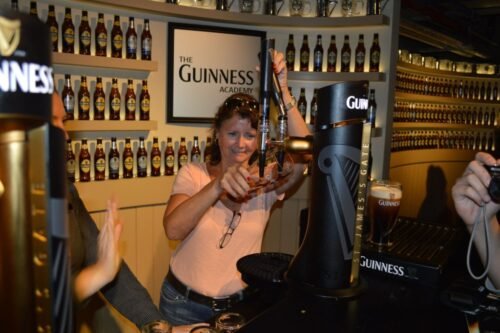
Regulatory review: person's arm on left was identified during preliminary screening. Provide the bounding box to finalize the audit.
[74,198,122,301]
[71,185,169,329]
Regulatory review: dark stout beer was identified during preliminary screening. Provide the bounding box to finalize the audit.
[367,180,402,247]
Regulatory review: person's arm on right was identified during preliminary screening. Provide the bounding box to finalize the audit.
[452,152,500,289]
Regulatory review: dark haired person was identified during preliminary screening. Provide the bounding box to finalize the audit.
[452,152,500,292]
[160,51,311,325]
[52,93,171,332]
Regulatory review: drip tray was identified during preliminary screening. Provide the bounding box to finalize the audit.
[361,217,463,287]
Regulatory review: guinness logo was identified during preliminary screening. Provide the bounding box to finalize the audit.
[0,16,21,57]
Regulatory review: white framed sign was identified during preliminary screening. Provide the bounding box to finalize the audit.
[167,23,265,123]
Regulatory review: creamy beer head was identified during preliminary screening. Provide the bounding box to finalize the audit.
[367,180,402,248]
[369,183,403,201]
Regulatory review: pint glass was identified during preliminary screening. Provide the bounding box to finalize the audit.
[367,180,402,248]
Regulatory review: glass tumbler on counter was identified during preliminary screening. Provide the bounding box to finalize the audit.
[215,312,246,332]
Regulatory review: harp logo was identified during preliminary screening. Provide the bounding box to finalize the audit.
[0,16,20,57]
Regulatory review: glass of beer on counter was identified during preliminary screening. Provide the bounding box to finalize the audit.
[367,179,402,249]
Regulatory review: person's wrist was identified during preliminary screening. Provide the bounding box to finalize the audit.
[285,96,296,112]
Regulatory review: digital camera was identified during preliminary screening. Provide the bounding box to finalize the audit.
[486,165,500,204]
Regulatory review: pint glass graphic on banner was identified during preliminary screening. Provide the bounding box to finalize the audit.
[367,180,402,248]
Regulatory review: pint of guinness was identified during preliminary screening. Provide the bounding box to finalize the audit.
[367,180,402,248]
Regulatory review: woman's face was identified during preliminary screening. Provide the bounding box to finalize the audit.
[217,114,257,168]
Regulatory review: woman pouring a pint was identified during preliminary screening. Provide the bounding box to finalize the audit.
[159,50,311,325]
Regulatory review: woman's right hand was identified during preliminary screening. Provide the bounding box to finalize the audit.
[218,165,253,201]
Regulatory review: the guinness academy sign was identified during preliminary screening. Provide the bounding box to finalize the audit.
[167,23,265,123]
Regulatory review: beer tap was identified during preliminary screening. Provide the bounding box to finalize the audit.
[258,38,274,178]
[259,38,313,176]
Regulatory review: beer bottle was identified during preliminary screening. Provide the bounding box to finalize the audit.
[204,137,212,163]
[11,0,18,11]
[137,137,147,177]
[178,137,188,170]
[140,80,150,120]
[141,19,152,60]
[164,137,175,176]
[123,138,134,178]
[79,139,91,182]
[313,35,323,72]
[95,13,107,57]
[66,139,76,182]
[78,76,90,120]
[62,74,75,120]
[79,10,91,55]
[326,35,337,72]
[151,137,161,177]
[367,89,377,128]
[354,34,365,72]
[297,88,307,120]
[111,15,123,58]
[108,137,120,180]
[94,138,106,181]
[93,77,105,120]
[369,33,381,72]
[310,88,318,125]
[368,0,381,15]
[340,35,351,72]
[29,1,37,18]
[125,79,136,120]
[46,5,58,52]
[286,34,295,71]
[299,34,309,72]
[62,8,75,54]
[492,82,498,101]
[109,78,121,120]
[126,17,137,59]
[191,136,201,163]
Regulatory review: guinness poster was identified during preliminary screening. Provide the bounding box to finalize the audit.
[167,23,265,123]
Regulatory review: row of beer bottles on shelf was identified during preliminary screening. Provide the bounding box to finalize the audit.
[61,76,150,121]
[66,136,210,182]
[13,0,152,60]
[286,33,381,73]
[393,101,498,126]
[396,71,500,102]
[391,130,497,152]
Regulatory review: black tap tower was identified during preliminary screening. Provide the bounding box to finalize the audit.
[286,81,370,298]
[0,10,72,332]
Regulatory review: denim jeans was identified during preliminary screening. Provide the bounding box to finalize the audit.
[159,278,217,326]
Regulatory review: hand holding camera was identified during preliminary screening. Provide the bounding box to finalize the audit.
[485,165,500,204]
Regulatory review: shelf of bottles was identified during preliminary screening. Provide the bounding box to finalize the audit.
[77,0,388,28]
[391,129,496,153]
[392,61,499,154]
[60,74,156,131]
[284,30,382,125]
[66,135,211,182]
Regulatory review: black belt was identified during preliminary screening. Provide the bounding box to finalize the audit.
[166,270,249,311]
